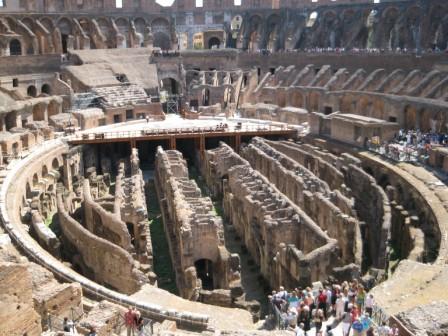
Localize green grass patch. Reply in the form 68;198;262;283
145;180;178;295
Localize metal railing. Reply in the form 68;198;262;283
70;124;295;141
367;143;421;163
270;302;288;330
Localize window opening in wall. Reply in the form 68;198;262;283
126;109;133;120
9;39;22;56
115;0;123;8
324;106;333;115
234;0;241;5
113;114;121;123
195;0;203;7
12;78;18;87
307;11;318;27
0;0;4;8
389;116;397;122
269;67;275;75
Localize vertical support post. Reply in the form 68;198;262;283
169;136;176;150
235;134;241;153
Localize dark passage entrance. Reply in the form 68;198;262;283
194;259;214;290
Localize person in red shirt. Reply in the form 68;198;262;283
124;306;136;336
317;288;327;319
351;304;360;322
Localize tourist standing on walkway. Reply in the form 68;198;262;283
125;306;136;336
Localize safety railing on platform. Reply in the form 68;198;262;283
70;124;295;141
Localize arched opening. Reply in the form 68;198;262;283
57;18;73;52
161;78;180;95
32;103;46;121
404;105;417;130
126;222;135;245
115;18;130;48
308;92;320;112
33;173;39;188
27;85;37;97
153;31;171;50
42;165;48;178
208;37;221;49
203;88;210;106
26;182;32;199
9;39;22;56
307;11;318;28
52;158;60;170
290;91;304;108
47;100;59;118
194;259;214;290
61;34;68;53
41;84;51;95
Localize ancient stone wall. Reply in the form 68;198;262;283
201;141;249;197
0;260;42;336
240;138;362;267
83;178;133;252
57;192;148;294
113;149;153;268
154;147;242;303
241;62;448;135
223;163;339;288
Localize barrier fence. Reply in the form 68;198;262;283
69;124;295;142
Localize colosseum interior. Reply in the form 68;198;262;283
0;0;447;335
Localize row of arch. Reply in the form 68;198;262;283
2;15;173;55
26;84;52;97
240;3;448;51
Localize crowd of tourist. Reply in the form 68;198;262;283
269;280;400;336
368;129;448;163
252;47;447;56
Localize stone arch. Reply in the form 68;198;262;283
404;105;417;130
340;95;353;113
33;103;46;121
161;77;181;94
41;84;51;95
151;17;170;33
56;17;73;35
208;37;221;49
247;15;262;51
290;91;304;108
96;18;114;48
42;165;48;178
134;17;147;34
39;17;54;31
47;100;59;118
153;31;171;50
357;96;370;116
115;17;130;48
373;99;385;120
307;11;318;28
203;88;210;106
33;173;39;188
194;259;214;290
266;14;281;51
308;92;320;112
27;85;37;97
9;39;22;56
57;17;73;53
420;109;432;132
26;182;32;199
52;157;60;170
381;7;400;49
